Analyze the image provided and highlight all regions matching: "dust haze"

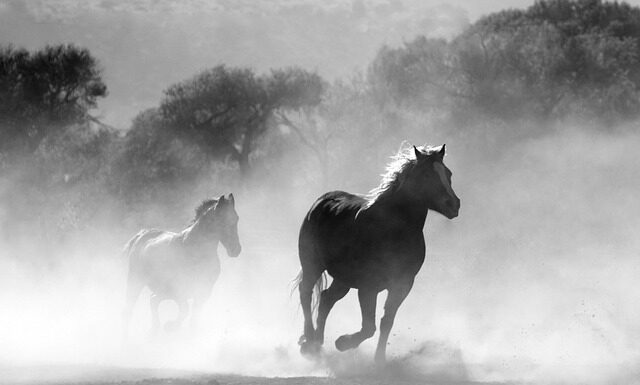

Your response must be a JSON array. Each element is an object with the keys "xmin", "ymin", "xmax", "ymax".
[{"xmin": 1, "ymin": 1, "xmax": 640, "ymax": 385}]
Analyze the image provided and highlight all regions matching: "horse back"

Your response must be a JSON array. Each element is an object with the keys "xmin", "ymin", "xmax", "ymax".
[
  {"xmin": 299, "ymin": 191, "xmax": 364, "ymax": 272},
  {"xmin": 124, "ymin": 229, "xmax": 167, "ymax": 259},
  {"xmin": 126, "ymin": 227, "xmax": 220, "ymax": 300},
  {"xmin": 304, "ymin": 191, "xmax": 365, "ymax": 223}
]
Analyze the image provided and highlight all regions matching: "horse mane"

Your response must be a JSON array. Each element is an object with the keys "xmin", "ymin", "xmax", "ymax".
[
  {"xmin": 193, "ymin": 198, "xmax": 218, "ymax": 222},
  {"xmin": 364, "ymin": 144, "xmax": 440, "ymax": 209}
]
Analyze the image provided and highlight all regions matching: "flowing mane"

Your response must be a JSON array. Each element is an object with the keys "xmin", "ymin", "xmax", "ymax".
[
  {"xmin": 364, "ymin": 144, "xmax": 441, "ymax": 208},
  {"xmin": 193, "ymin": 198, "xmax": 218, "ymax": 222}
]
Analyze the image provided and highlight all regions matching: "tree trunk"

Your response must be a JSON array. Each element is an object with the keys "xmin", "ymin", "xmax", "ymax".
[
  {"xmin": 237, "ymin": 125, "xmax": 255, "ymax": 179},
  {"xmin": 238, "ymin": 149, "xmax": 251, "ymax": 178}
]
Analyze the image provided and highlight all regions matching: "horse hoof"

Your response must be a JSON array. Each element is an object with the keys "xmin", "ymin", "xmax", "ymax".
[
  {"xmin": 299, "ymin": 339, "xmax": 322, "ymax": 358},
  {"xmin": 335, "ymin": 335, "xmax": 351, "ymax": 351}
]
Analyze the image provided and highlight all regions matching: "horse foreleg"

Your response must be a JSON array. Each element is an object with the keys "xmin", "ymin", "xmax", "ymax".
[
  {"xmin": 335, "ymin": 288, "xmax": 377, "ymax": 351},
  {"xmin": 165, "ymin": 298, "xmax": 189, "ymax": 332},
  {"xmin": 315, "ymin": 279, "xmax": 350, "ymax": 344},
  {"xmin": 374, "ymin": 281, "xmax": 413, "ymax": 364}
]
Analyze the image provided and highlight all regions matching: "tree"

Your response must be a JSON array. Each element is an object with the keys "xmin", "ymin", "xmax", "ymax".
[
  {"xmin": 276, "ymin": 74, "xmax": 409, "ymax": 190},
  {"xmin": 159, "ymin": 65, "xmax": 325, "ymax": 176},
  {"xmin": 367, "ymin": 0, "xmax": 640, "ymax": 123},
  {"xmin": 368, "ymin": 37, "xmax": 461, "ymax": 109},
  {"xmin": 0, "ymin": 44, "xmax": 107, "ymax": 155},
  {"xmin": 112, "ymin": 108, "xmax": 211, "ymax": 201}
]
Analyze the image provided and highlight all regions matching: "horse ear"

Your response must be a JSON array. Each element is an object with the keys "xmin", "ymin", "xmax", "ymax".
[
  {"xmin": 437, "ymin": 144, "xmax": 446, "ymax": 160},
  {"xmin": 228, "ymin": 193, "xmax": 235, "ymax": 206},
  {"xmin": 413, "ymin": 146, "xmax": 426, "ymax": 161}
]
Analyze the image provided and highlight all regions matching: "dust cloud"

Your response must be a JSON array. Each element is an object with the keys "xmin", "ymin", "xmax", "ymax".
[{"xmin": 1, "ymin": 124, "xmax": 639, "ymax": 385}]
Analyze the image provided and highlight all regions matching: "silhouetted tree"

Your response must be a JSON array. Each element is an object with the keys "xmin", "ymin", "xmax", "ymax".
[
  {"xmin": 112, "ymin": 108, "xmax": 210, "ymax": 201},
  {"xmin": 368, "ymin": 0, "xmax": 640, "ymax": 123},
  {"xmin": 0, "ymin": 44, "xmax": 107, "ymax": 155},
  {"xmin": 159, "ymin": 65, "xmax": 325, "ymax": 176}
]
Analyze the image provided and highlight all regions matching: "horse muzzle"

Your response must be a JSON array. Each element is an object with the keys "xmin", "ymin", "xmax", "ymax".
[
  {"xmin": 227, "ymin": 245, "xmax": 242, "ymax": 258},
  {"xmin": 442, "ymin": 196, "xmax": 460, "ymax": 219}
]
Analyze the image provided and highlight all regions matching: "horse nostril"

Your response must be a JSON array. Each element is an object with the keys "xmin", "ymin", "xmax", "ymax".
[{"xmin": 445, "ymin": 197, "xmax": 460, "ymax": 212}]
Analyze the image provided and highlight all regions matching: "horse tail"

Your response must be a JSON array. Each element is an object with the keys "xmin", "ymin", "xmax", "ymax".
[
  {"xmin": 292, "ymin": 269, "xmax": 328, "ymax": 315},
  {"xmin": 122, "ymin": 233, "xmax": 140, "ymax": 259}
]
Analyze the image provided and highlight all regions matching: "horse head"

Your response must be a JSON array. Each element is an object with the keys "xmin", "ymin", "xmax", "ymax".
[
  {"xmin": 213, "ymin": 193, "xmax": 242, "ymax": 258},
  {"xmin": 411, "ymin": 144, "xmax": 460, "ymax": 219}
]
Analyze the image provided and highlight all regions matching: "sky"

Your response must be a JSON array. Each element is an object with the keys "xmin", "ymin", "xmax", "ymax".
[
  {"xmin": 0, "ymin": 0, "xmax": 563, "ymax": 128},
  {"xmin": 4, "ymin": 0, "xmax": 640, "ymax": 129}
]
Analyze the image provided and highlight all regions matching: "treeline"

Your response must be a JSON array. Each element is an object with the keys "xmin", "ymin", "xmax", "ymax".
[
  {"xmin": 1, "ymin": 0, "xmax": 639, "ymax": 253},
  {"xmin": 370, "ymin": 0, "xmax": 640, "ymax": 123}
]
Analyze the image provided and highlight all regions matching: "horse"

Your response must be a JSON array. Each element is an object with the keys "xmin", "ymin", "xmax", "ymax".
[
  {"xmin": 121, "ymin": 194, "xmax": 241, "ymax": 340},
  {"xmin": 296, "ymin": 144, "xmax": 460, "ymax": 364}
]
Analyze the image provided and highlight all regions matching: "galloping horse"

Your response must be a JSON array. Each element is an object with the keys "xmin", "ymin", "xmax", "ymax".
[
  {"xmin": 297, "ymin": 144, "xmax": 460, "ymax": 363},
  {"xmin": 122, "ymin": 194, "xmax": 241, "ymax": 339}
]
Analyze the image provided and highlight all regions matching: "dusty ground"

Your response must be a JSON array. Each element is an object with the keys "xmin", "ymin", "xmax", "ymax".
[{"xmin": 0, "ymin": 364, "xmax": 509, "ymax": 385}]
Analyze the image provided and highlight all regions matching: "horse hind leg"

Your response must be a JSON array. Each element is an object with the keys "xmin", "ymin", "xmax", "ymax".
[
  {"xmin": 315, "ymin": 279, "xmax": 350, "ymax": 344},
  {"xmin": 335, "ymin": 288, "xmax": 377, "ymax": 352},
  {"xmin": 164, "ymin": 298, "xmax": 189, "ymax": 332},
  {"xmin": 121, "ymin": 272, "xmax": 144, "ymax": 344},
  {"xmin": 298, "ymin": 267, "xmax": 323, "ymax": 356}
]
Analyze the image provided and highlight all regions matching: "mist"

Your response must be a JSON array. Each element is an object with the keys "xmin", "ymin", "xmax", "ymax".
[
  {"xmin": 2, "ymin": 1, "xmax": 640, "ymax": 385},
  {"xmin": 1, "ymin": 124, "xmax": 638, "ymax": 385}
]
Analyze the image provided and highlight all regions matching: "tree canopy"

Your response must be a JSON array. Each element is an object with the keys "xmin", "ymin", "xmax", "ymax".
[
  {"xmin": 158, "ymin": 65, "xmax": 325, "ymax": 176},
  {"xmin": 0, "ymin": 44, "xmax": 107, "ymax": 155},
  {"xmin": 369, "ymin": 0, "xmax": 640, "ymax": 123}
]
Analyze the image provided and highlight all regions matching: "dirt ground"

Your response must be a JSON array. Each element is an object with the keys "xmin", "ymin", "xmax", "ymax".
[{"xmin": 0, "ymin": 364, "xmax": 508, "ymax": 385}]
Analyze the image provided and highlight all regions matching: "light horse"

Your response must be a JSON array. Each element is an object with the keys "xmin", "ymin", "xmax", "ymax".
[
  {"xmin": 122, "ymin": 194, "xmax": 241, "ymax": 339},
  {"xmin": 297, "ymin": 144, "xmax": 460, "ymax": 363}
]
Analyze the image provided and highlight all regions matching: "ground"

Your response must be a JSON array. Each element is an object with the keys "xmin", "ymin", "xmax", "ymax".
[{"xmin": 1, "ymin": 364, "xmax": 509, "ymax": 385}]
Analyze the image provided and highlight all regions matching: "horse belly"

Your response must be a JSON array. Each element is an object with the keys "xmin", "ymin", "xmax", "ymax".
[
  {"xmin": 325, "ymin": 240, "xmax": 425, "ymax": 291},
  {"xmin": 141, "ymin": 242, "xmax": 219, "ymax": 300},
  {"xmin": 323, "ymin": 247, "xmax": 392, "ymax": 290}
]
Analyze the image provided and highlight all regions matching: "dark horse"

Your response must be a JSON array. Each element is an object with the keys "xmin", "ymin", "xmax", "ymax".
[
  {"xmin": 122, "ymin": 194, "xmax": 241, "ymax": 339},
  {"xmin": 297, "ymin": 144, "xmax": 460, "ymax": 363}
]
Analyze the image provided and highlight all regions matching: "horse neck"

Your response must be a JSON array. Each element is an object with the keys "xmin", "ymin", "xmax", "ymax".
[
  {"xmin": 180, "ymin": 219, "xmax": 219, "ymax": 248},
  {"xmin": 368, "ymin": 184, "xmax": 429, "ymax": 227}
]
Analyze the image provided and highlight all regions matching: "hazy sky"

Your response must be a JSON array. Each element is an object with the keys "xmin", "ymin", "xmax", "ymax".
[{"xmin": 2, "ymin": 0, "xmax": 640, "ymax": 128}]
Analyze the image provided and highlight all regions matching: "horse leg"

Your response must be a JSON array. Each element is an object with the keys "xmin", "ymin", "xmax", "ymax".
[
  {"xmin": 335, "ymin": 288, "xmax": 377, "ymax": 351},
  {"xmin": 149, "ymin": 294, "xmax": 161, "ymax": 336},
  {"xmin": 122, "ymin": 273, "xmax": 143, "ymax": 344},
  {"xmin": 315, "ymin": 279, "xmax": 350, "ymax": 344},
  {"xmin": 374, "ymin": 280, "xmax": 413, "ymax": 364},
  {"xmin": 165, "ymin": 298, "xmax": 189, "ymax": 332},
  {"xmin": 298, "ymin": 267, "xmax": 323, "ymax": 355}
]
